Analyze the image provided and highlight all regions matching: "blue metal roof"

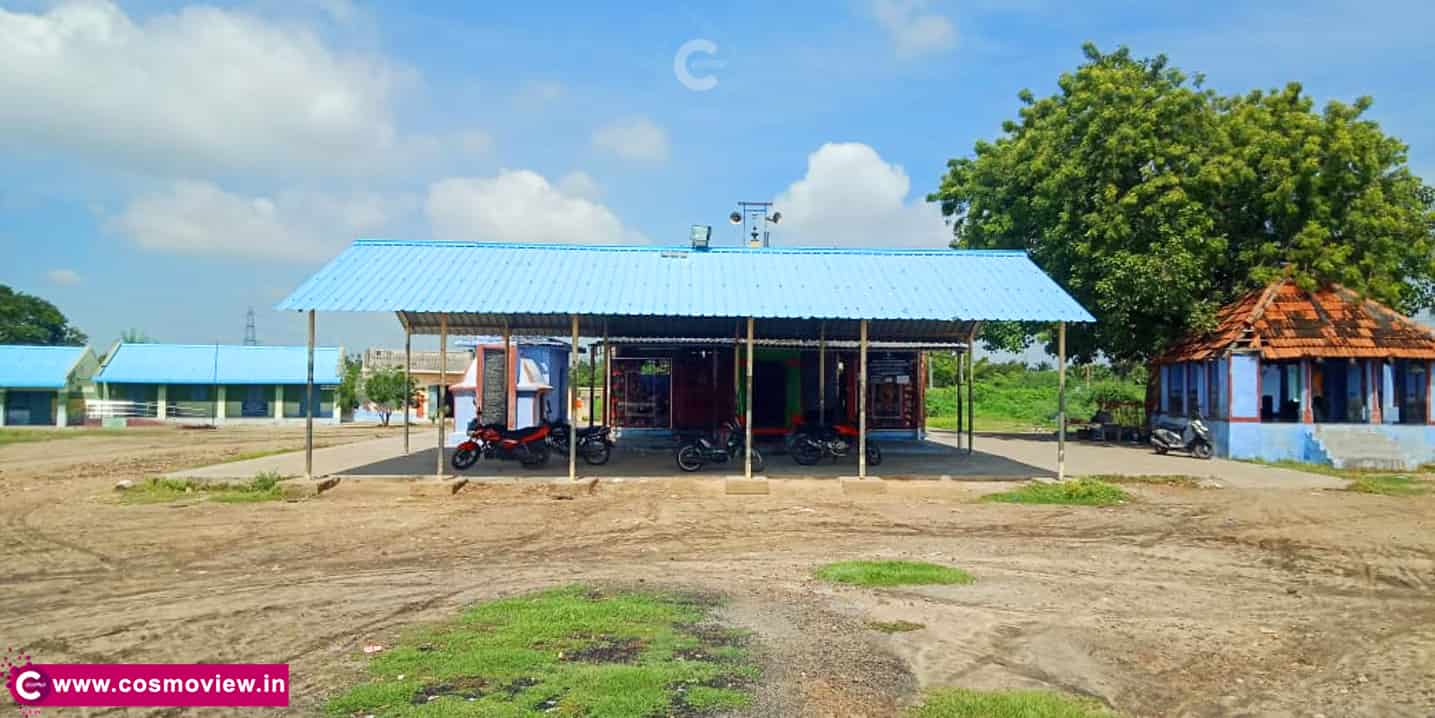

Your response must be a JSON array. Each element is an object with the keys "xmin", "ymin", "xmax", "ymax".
[
  {"xmin": 96, "ymin": 344, "xmax": 342, "ymax": 385},
  {"xmin": 0, "ymin": 345, "xmax": 89, "ymax": 389},
  {"xmin": 280, "ymin": 240, "xmax": 1092, "ymax": 320}
]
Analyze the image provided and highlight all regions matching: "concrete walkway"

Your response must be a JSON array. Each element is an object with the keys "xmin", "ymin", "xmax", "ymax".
[{"xmin": 170, "ymin": 430, "xmax": 1347, "ymax": 490}]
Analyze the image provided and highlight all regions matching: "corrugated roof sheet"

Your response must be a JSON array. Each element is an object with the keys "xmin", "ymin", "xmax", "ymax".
[
  {"xmin": 97, "ymin": 344, "xmax": 342, "ymax": 385},
  {"xmin": 276, "ymin": 241, "xmax": 1093, "ymax": 338},
  {"xmin": 1156, "ymin": 280, "xmax": 1435, "ymax": 363},
  {"xmin": 0, "ymin": 345, "xmax": 88, "ymax": 389}
]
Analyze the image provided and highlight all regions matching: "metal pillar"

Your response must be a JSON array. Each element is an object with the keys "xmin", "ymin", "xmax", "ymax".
[
  {"xmin": 305, "ymin": 310, "xmax": 315, "ymax": 478},
  {"xmin": 744, "ymin": 318, "xmax": 754, "ymax": 479},
  {"xmin": 437, "ymin": 316, "xmax": 447, "ymax": 477},
  {"xmin": 603, "ymin": 331, "xmax": 612, "ymax": 425},
  {"xmin": 954, "ymin": 350, "xmax": 963, "ymax": 451},
  {"xmin": 967, "ymin": 327, "xmax": 977, "ymax": 455},
  {"xmin": 570, "ymin": 315, "xmax": 579, "ymax": 481},
  {"xmin": 1057, "ymin": 321, "xmax": 1067, "ymax": 481},
  {"xmin": 733, "ymin": 323, "xmax": 741, "ymax": 415},
  {"xmin": 502, "ymin": 323, "xmax": 513, "ymax": 429},
  {"xmin": 818, "ymin": 322, "xmax": 826, "ymax": 426},
  {"xmin": 403, "ymin": 328, "xmax": 411, "ymax": 453},
  {"xmin": 859, "ymin": 319, "xmax": 869, "ymax": 478}
]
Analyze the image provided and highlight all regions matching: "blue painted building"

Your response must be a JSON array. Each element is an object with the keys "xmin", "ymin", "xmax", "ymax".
[
  {"xmin": 1153, "ymin": 280, "xmax": 1435, "ymax": 470},
  {"xmin": 94, "ymin": 343, "xmax": 343, "ymax": 424},
  {"xmin": 0, "ymin": 345, "xmax": 101, "ymax": 426}
]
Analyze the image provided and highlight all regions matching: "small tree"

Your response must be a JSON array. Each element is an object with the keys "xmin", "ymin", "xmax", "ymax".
[
  {"xmin": 336, "ymin": 355, "xmax": 363, "ymax": 412},
  {"xmin": 363, "ymin": 366, "xmax": 416, "ymax": 426}
]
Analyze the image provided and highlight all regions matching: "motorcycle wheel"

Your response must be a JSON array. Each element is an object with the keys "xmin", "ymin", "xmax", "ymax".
[
  {"xmin": 1192, "ymin": 441, "xmax": 1213, "ymax": 460},
  {"xmin": 450, "ymin": 446, "xmax": 479, "ymax": 470},
  {"xmin": 791, "ymin": 438, "xmax": 823, "ymax": 465},
  {"xmin": 581, "ymin": 439, "xmax": 611, "ymax": 466},
  {"xmin": 522, "ymin": 442, "xmax": 550, "ymax": 467},
  {"xmin": 1153, "ymin": 444, "xmax": 1169, "ymax": 455},
  {"xmin": 866, "ymin": 442, "xmax": 883, "ymax": 467},
  {"xmin": 676, "ymin": 444, "xmax": 704, "ymax": 472},
  {"xmin": 750, "ymin": 448, "xmax": 766, "ymax": 474}
]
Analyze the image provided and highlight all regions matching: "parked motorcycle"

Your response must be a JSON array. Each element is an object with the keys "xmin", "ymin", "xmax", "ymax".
[
  {"xmin": 788, "ymin": 421, "xmax": 882, "ymax": 466},
  {"xmin": 451, "ymin": 418, "xmax": 551, "ymax": 470},
  {"xmin": 1150, "ymin": 416, "xmax": 1213, "ymax": 459},
  {"xmin": 675, "ymin": 419, "xmax": 765, "ymax": 473},
  {"xmin": 547, "ymin": 421, "xmax": 615, "ymax": 466}
]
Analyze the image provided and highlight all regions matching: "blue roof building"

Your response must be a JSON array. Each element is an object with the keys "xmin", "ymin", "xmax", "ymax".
[
  {"xmin": 95, "ymin": 343, "xmax": 343, "ymax": 424},
  {"xmin": 0, "ymin": 345, "xmax": 101, "ymax": 426}
]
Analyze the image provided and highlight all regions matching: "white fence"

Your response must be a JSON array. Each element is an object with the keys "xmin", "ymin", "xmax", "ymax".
[{"xmin": 85, "ymin": 400, "xmax": 216, "ymax": 420}]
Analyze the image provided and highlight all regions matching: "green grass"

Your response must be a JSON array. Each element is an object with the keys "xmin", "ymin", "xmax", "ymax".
[
  {"xmin": 926, "ymin": 415, "xmax": 1049, "ymax": 433},
  {"xmin": 1082, "ymin": 473, "xmax": 1203, "ymax": 488},
  {"xmin": 1347, "ymin": 474, "xmax": 1435, "ymax": 496},
  {"xmin": 907, "ymin": 688, "xmax": 1113, "ymax": 718},
  {"xmin": 867, "ymin": 620, "xmax": 926, "ymax": 633},
  {"xmin": 326, "ymin": 585, "xmax": 756, "ymax": 717},
  {"xmin": 0, "ymin": 428, "xmax": 129, "ymax": 445},
  {"xmin": 120, "ymin": 472, "xmax": 285, "ymax": 505},
  {"xmin": 924, "ymin": 364, "xmax": 1145, "ymax": 434},
  {"xmin": 814, "ymin": 560, "xmax": 974, "ymax": 588},
  {"xmin": 981, "ymin": 479, "xmax": 1130, "ymax": 506}
]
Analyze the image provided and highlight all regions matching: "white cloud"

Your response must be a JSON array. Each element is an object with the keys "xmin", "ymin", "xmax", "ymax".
[
  {"xmin": 47, "ymin": 269, "xmax": 81, "ymax": 285},
  {"xmin": 426, "ymin": 170, "xmax": 641, "ymax": 244},
  {"xmin": 871, "ymin": 0, "xmax": 956, "ymax": 58},
  {"xmin": 112, "ymin": 181, "xmax": 414, "ymax": 261},
  {"xmin": 591, "ymin": 116, "xmax": 670, "ymax": 164},
  {"xmin": 0, "ymin": 0, "xmax": 419, "ymax": 177},
  {"xmin": 771, "ymin": 142, "xmax": 949, "ymax": 247},
  {"xmin": 557, "ymin": 171, "xmax": 602, "ymax": 201}
]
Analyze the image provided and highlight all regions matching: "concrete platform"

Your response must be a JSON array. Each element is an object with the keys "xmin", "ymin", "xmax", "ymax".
[
  {"xmin": 839, "ymin": 477, "xmax": 888, "ymax": 495},
  {"xmin": 724, "ymin": 477, "xmax": 770, "ymax": 495},
  {"xmin": 169, "ymin": 429, "xmax": 1348, "ymax": 491}
]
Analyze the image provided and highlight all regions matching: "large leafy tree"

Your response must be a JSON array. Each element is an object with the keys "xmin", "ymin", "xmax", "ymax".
[
  {"xmin": 929, "ymin": 44, "xmax": 1435, "ymax": 363},
  {"xmin": 0, "ymin": 285, "xmax": 88, "ymax": 346}
]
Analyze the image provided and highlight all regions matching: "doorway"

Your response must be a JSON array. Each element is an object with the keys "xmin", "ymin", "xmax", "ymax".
[{"xmin": 753, "ymin": 360, "xmax": 788, "ymax": 429}]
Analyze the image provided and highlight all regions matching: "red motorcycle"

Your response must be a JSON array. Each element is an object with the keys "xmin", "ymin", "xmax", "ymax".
[{"xmin": 451, "ymin": 419, "xmax": 551, "ymax": 470}]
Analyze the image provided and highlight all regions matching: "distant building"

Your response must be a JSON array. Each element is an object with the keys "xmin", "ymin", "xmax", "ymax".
[
  {"xmin": 358, "ymin": 348, "xmax": 472, "ymax": 422},
  {"xmin": 1153, "ymin": 279, "xmax": 1435, "ymax": 469},
  {"xmin": 449, "ymin": 337, "xmax": 572, "ymax": 443},
  {"xmin": 0, "ymin": 345, "xmax": 100, "ymax": 426},
  {"xmin": 93, "ymin": 343, "xmax": 342, "ymax": 424}
]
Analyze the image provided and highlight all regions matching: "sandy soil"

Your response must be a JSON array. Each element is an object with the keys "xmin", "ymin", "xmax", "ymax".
[{"xmin": 2, "ymin": 426, "xmax": 1433, "ymax": 717}]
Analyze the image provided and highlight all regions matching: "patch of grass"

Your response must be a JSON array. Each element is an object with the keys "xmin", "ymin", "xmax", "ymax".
[
  {"xmin": 1347, "ymin": 474, "xmax": 1434, "ymax": 497},
  {"xmin": 867, "ymin": 620, "xmax": 926, "ymax": 633},
  {"xmin": 814, "ymin": 560, "xmax": 974, "ymax": 588},
  {"xmin": 1083, "ymin": 473, "xmax": 1203, "ymax": 487},
  {"xmin": 214, "ymin": 446, "xmax": 303, "ymax": 464},
  {"xmin": 121, "ymin": 472, "xmax": 285, "ymax": 505},
  {"xmin": 326, "ymin": 585, "xmax": 757, "ymax": 717},
  {"xmin": 981, "ymin": 479, "xmax": 1130, "ymax": 506},
  {"xmin": 907, "ymin": 688, "xmax": 1112, "ymax": 718},
  {"xmin": 0, "ymin": 428, "xmax": 129, "ymax": 445}
]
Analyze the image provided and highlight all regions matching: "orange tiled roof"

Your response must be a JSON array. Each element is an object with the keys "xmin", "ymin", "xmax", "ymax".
[{"xmin": 1155, "ymin": 280, "xmax": 1435, "ymax": 363}]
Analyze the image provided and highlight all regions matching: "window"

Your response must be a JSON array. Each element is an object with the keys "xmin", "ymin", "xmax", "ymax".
[
  {"xmin": 1185, "ymin": 363, "xmax": 1200, "ymax": 417},
  {"xmin": 1393, "ymin": 360, "xmax": 1428, "ymax": 425},
  {"xmin": 1260, "ymin": 360, "xmax": 1304, "ymax": 423},
  {"xmin": 1207, "ymin": 360, "xmax": 1226, "ymax": 419},
  {"xmin": 1165, "ymin": 364, "xmax": 1184, "ymax": 414}
]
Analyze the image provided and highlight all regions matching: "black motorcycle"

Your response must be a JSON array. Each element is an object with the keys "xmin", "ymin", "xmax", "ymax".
[
  {"xmin": 1150, "ymin": 416, "xmax": 1213, "ymax": 459},
  {"xmin": 547, "ymin": 421, "xmax": 615, "ymax": 466},
  {"xmin": 675, "ymin": 419, "xmax": 765, "ymax": 473},
  {"xmin": 788, "ymin": 420, "xmax": 882, "ymax": 466}
]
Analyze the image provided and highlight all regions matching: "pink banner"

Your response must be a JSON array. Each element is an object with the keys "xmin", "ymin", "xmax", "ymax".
[{"xmin": 6, "ymin": 663, "xmax": 289, "ymax": 708}]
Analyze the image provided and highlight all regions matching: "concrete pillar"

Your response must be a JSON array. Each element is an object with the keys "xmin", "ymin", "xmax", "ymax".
[
  {"xmin": 157, "ymin": 384, "xmax": 168, "ymax": 420},
  {"xmin": 570, "ymin": 314, "xmax": 579, "ymax": 481},
  {"xmin": 437, "ymin": 315, "xmax": 448, "ymax": 478},
  {"xmin": 216, "ymin": 386, "xmax": 227, "ymax": 422},
  {"xmin": 744, "ymin": 318, "xmax": 755, "ymax": 479},
  {"xmin": 403, "ymin": 328, "xmax": 411, "ymax": 451},
  {"xmin": 273, "ymin": 384, "xmax": 283, "ymax": 421},
  {"xmin": 55, "ymin": 391, "xmax": 67, "ymax": 427}
]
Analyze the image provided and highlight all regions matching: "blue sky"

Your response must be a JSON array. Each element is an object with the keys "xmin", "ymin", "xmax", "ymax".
[{"xmin": 2, "ymin": 0, "xmax": 1432, "ymax": 353}]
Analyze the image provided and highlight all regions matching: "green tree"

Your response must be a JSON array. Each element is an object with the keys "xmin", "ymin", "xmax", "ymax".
[
  {"xmin": 336, "ymin": 355, "xmax": 363, "ymax": 412},
  {"xmin": 121, "ymin": 328, "xmax": 156, "ymax": 343},
  {"xmin": 363, "ymin": 366, "xmax": 417, "ymax": 426},
  {"xmin": 929, "ymin": 44, "xmax": 1435, "ymax": 363},
  {"xmin": 0, "ymin": 285, "xmax": 88, "ymax": 346}
]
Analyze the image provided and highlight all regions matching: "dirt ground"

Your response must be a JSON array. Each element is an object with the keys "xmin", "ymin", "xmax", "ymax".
[{"xmin": 2, "ymin": 425, "xmax": 1433, "ymax": 717}]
